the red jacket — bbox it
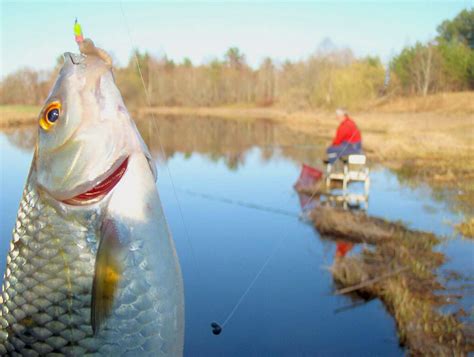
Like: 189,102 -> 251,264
332,116 -> 361,145
336,242 -> 354,258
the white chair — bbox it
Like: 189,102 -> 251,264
325,154 -> 370,197
343,154 -> 370,194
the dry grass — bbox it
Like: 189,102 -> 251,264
0,105 -> 40,128
370,91 -> 474,114
315,207 -> 474,355
456,218 -> 474,239
359,111 -> 473,166
309,206 -> 437,245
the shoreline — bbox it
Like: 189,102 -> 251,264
2,99 -> 473,235
3,103 -> 472,169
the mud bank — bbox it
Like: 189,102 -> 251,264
308,205 -> 473,355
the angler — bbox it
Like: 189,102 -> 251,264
325,108 -> 363,164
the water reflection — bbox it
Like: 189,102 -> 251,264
1,116 -> 472,355
137,115 -> 327,169
10,116 -> 465,218
296,185 -> 472,354
2,116 -> 470,218
3,125 -> 37,152
6,116 -> 327,170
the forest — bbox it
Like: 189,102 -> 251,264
1,9 -> 472,110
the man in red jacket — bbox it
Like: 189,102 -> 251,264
326,109 -> 362,163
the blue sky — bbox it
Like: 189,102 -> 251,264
1,1 -> 472,76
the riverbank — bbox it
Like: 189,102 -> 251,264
139,102 -> 473,174
0,105 -> 39,127
138,93 -> 474,176
138,93 -> 474,234
1,92 -> 473,234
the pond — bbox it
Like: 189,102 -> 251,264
0,115 -> 472,355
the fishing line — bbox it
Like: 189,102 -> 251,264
178,188 -> 301,219
175,187 -> 303,334
116,3 -> 260,337
116,6 -> 316,336
117,1 -> 203,297
216,230 -> 288,332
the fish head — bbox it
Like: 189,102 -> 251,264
35,39 -> 155,205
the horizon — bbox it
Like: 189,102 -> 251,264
1,1 -> 472,77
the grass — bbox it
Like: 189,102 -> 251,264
309,205 -> 433,244
0,105 -> 39,128
370,91 -> 474,114
316,207 -> 474,355
457,218 -> 474,239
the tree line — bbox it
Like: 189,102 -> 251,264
1,9 -> 472,109
391,9 -> 473,96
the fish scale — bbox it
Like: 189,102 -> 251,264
1,184 -> 96,355
1,183 -> 174,356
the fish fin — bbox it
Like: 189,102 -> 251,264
144,150 -> 157,182
91,219 -> 126,335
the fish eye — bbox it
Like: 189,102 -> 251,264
40,102 -> 61,131
48,108 -> 59,123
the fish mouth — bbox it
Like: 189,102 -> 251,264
62,157 -> 129,205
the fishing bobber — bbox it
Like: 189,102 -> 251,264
74,18 -> 84,44
211,322 -> 222,335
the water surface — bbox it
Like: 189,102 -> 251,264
0,116 -> 472,355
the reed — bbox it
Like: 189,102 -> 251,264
315,208 -> 474,355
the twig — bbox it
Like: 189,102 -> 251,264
333,297 -> 375,314
335,267 -> 409,295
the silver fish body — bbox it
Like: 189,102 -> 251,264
1,40 -> 184,356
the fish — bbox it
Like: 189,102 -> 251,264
0,38 -> 184,356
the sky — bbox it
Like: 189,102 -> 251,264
1,1 -> 472,76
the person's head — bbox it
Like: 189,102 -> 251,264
335,108 -> 348,121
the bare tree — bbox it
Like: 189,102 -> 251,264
410,43 -> 442,96
225,47 -> 246,70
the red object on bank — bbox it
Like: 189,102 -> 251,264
294,164 -> 323,191
335,242 -> 354,258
